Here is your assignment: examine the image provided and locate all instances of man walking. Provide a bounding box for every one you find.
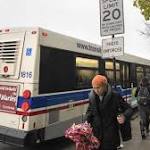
[136,77,150,139]
[85,75,133,150]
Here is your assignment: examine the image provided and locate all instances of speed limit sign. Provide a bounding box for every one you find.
[100,0,124,36]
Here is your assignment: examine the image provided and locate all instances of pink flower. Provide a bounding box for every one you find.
[65,122,100,150]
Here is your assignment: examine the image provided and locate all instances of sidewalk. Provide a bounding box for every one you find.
[122,116,150,150]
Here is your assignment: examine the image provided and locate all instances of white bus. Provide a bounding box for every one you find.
[0,27,150,146]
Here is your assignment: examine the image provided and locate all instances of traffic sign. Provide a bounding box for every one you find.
[100,0,124,36]
[102,36,124,57]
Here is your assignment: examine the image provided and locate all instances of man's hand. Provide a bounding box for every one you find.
[117,114,125,124]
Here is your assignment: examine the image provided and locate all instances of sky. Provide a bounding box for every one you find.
[0,0,150,59]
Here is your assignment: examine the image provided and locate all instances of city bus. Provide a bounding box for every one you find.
[0,27,150,146]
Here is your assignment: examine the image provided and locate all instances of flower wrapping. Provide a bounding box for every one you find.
[65,122,100,150]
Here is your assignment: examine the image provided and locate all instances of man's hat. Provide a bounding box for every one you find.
[92,75,107,87]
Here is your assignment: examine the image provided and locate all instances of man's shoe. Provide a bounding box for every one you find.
[117,144,124,149]
[146,130,149,136]
[141,129,147,139]
[142,134,146,139]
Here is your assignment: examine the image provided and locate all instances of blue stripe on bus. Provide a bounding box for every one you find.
[119,89,131,97]
[17,86,132,109]
[114,85,131,97]
[17,90,90,109]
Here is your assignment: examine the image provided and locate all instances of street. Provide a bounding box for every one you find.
[0,137,75,150]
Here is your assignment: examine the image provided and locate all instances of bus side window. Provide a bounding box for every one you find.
[76,57,99,89]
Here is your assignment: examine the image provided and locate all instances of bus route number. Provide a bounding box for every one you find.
[20,71,32,78]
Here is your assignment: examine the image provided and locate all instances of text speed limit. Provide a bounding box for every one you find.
[100,0,124,36]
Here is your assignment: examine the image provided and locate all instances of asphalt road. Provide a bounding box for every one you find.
[0,137,75,150]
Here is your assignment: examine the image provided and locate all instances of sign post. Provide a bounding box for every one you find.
[100,0,124,36]
[100,0,125,88]
[113,57,116,88]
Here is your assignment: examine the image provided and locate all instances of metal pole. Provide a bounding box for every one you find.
[113,57,116,89]
[112,35,116,89]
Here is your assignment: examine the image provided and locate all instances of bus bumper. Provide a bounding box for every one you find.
[0,126,44,147]
[0,126,27,146]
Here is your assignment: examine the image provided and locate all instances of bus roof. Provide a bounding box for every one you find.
[0,27,149,66]
[116,53,150,66]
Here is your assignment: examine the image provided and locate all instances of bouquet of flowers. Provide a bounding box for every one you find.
[65,122,100,150]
